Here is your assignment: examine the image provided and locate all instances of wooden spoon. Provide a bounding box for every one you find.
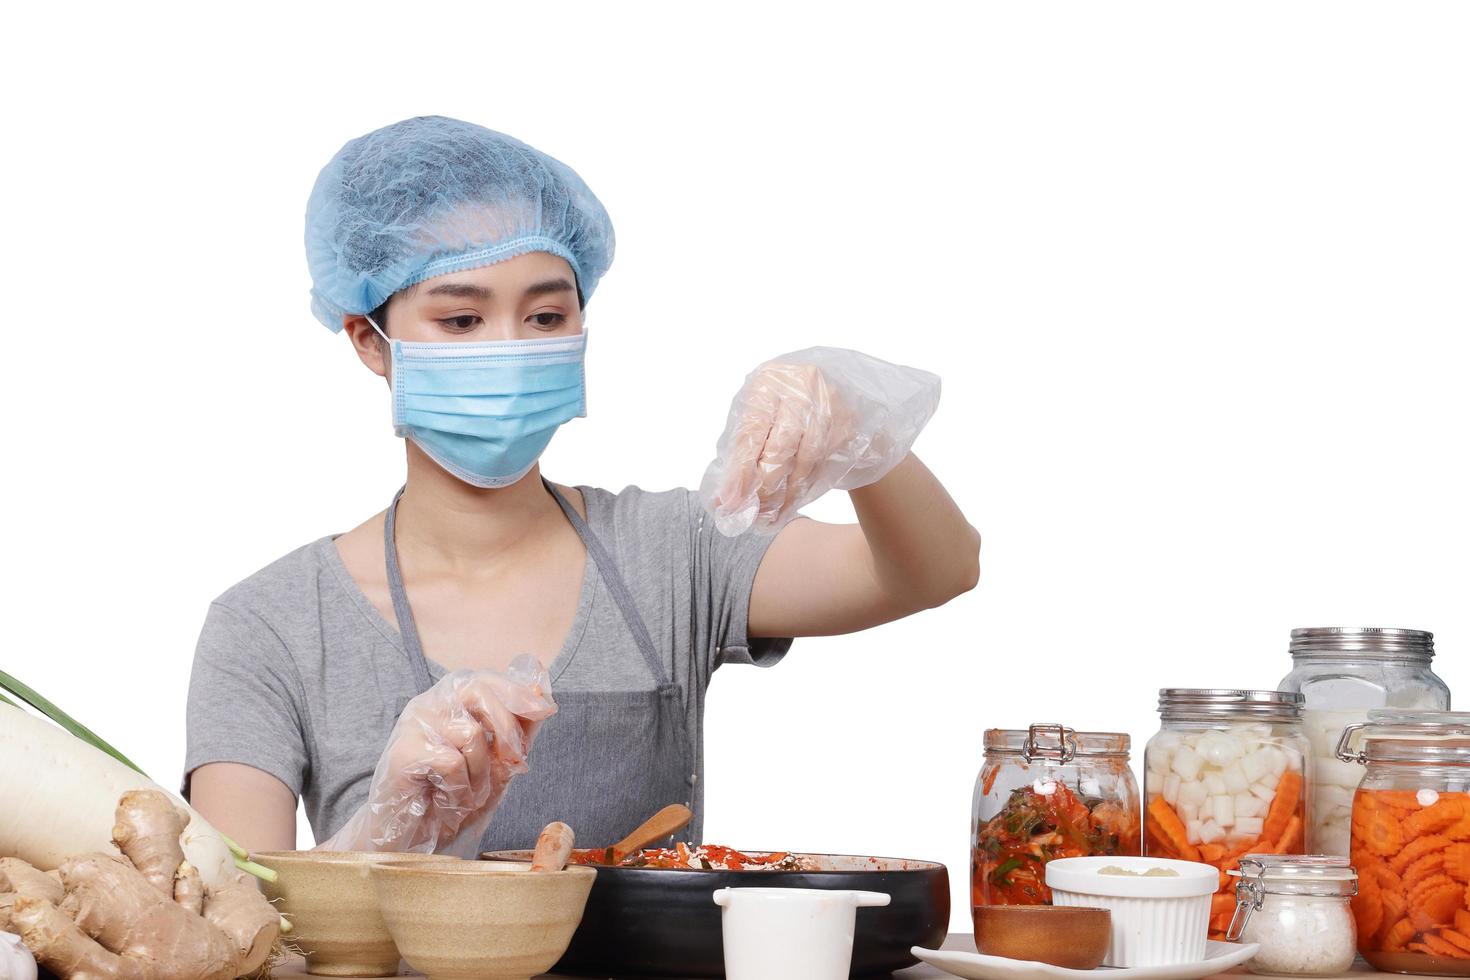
[530,821,576,873]
[606,803,694,863]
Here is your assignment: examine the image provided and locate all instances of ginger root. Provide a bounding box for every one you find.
[1,791,279,980]
[111,791,189,898]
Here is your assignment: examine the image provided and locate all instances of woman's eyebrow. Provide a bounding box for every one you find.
[423,278,575,301]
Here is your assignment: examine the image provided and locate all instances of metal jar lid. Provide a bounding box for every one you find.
[1157,689,1304,722]
[984,724,1131,762]
[1289,627,1434,662]
[1336,710,1470,765]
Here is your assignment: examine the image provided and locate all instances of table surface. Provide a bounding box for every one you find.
[272,934,1395,979]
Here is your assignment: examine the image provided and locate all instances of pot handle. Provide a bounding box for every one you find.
[712,888,732,908]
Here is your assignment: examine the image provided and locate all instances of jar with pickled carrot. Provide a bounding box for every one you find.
[971,725,1140,916]
[1339,711,1470,975]
[1143,690,1310,940]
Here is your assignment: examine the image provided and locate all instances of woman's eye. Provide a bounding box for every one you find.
[439,315,481,331]
[530,312,566,329]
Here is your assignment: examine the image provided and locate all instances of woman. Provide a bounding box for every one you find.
[184,116,980,856]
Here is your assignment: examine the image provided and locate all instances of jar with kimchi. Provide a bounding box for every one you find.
[1143,689,1310,940]
[971,725,1140,918]
[1338,710,1470,975]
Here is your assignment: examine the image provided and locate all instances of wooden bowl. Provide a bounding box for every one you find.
[972,905,1112,969]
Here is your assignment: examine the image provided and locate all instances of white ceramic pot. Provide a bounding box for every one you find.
[712,887,891,980]
[1046,856,1219,967]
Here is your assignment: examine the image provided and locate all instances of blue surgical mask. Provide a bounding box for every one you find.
[366,316,587,488]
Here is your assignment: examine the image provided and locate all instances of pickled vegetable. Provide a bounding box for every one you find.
[971,780,1140,906]
[1351,788,1470,975]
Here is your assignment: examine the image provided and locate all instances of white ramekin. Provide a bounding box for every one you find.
[1045,856,1218,967]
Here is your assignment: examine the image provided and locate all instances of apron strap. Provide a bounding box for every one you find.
[384,486,435,692]
[540,479,670,688]
[383,481,671,691]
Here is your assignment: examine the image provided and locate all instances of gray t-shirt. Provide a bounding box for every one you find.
[183,485,790,845]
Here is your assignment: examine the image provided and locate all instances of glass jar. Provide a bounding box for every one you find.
[1226,855,1358,976]
[971,724,1140,915]
[1278,627,1451,857]
[1337,710,1470,975]
[1144,690,1310,939]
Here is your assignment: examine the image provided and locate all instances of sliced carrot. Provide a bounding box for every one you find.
[1356,871,1385,939]
[1198,843,1227,863]
[1421,933,1470,959]
[1261,770,1302,844]
[1407,798,1468,838]
[1408,942,1439,956]
[1392,834,1451,873]
[1446,844,1470,883]
[1211,892,1235,917]
[1363,859,1406,896]
[1146,795,1201,862]
[1464,876,1470,912]
[1376,790,1430,810]
[1441,930,1470,956]
[1362,809,1406,858]
[1274,814,1303,854]
[1381,890,1408,937]
[1411,873,1457,907]
[1384,918,1417,952]
[1412,882,1464,932]
[1457,909,1470,936]
[1407,851,1449,889]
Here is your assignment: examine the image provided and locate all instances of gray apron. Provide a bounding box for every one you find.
[384,480,696,852]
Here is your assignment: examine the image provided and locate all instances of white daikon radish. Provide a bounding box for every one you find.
[1203,772,1227,796]
[1198,819,1227,845]
[1171,745,1204,780]
[1235,793,1265,818]
[1178,802,1200,823]
[1163,773,1181,806]
[1201,733,1244,767]
[1222,763,1249,794]
[1211,794,1235,828]
[1179,780,1209,807]
[0,704,235,889]
[1236,816,1264,837]
[1250,780,1277,802]
[1186,819,1203,845]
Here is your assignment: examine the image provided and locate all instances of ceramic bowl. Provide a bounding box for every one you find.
[255,850,460,977]
[370,860,595,980]
[972,905,1112,968]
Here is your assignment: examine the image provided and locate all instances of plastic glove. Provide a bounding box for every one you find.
[318,654,557,858]
[699,347,941,537]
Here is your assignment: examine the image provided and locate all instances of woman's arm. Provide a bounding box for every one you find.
[189,762,298,853]
[748,452,979,638]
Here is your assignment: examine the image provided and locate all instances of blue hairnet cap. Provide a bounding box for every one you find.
[305,116,614,332]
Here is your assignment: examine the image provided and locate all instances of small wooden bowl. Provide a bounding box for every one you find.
[972,905,1112,969]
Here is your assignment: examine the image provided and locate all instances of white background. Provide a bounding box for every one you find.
[3,2,1467,932]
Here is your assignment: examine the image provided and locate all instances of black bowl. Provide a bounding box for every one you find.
[481,850,949,978]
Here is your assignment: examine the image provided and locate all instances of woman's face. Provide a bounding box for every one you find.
[345,250,584,376]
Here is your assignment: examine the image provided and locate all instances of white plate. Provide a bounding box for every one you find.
[910,940,1259,980]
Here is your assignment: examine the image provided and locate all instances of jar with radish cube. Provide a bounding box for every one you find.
[1337,710,1470,975]
[1278,627,1449,857]
[1144,689,1310,940]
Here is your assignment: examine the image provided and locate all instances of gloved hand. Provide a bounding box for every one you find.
[699,347,941,537]
[318,655,557,857]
